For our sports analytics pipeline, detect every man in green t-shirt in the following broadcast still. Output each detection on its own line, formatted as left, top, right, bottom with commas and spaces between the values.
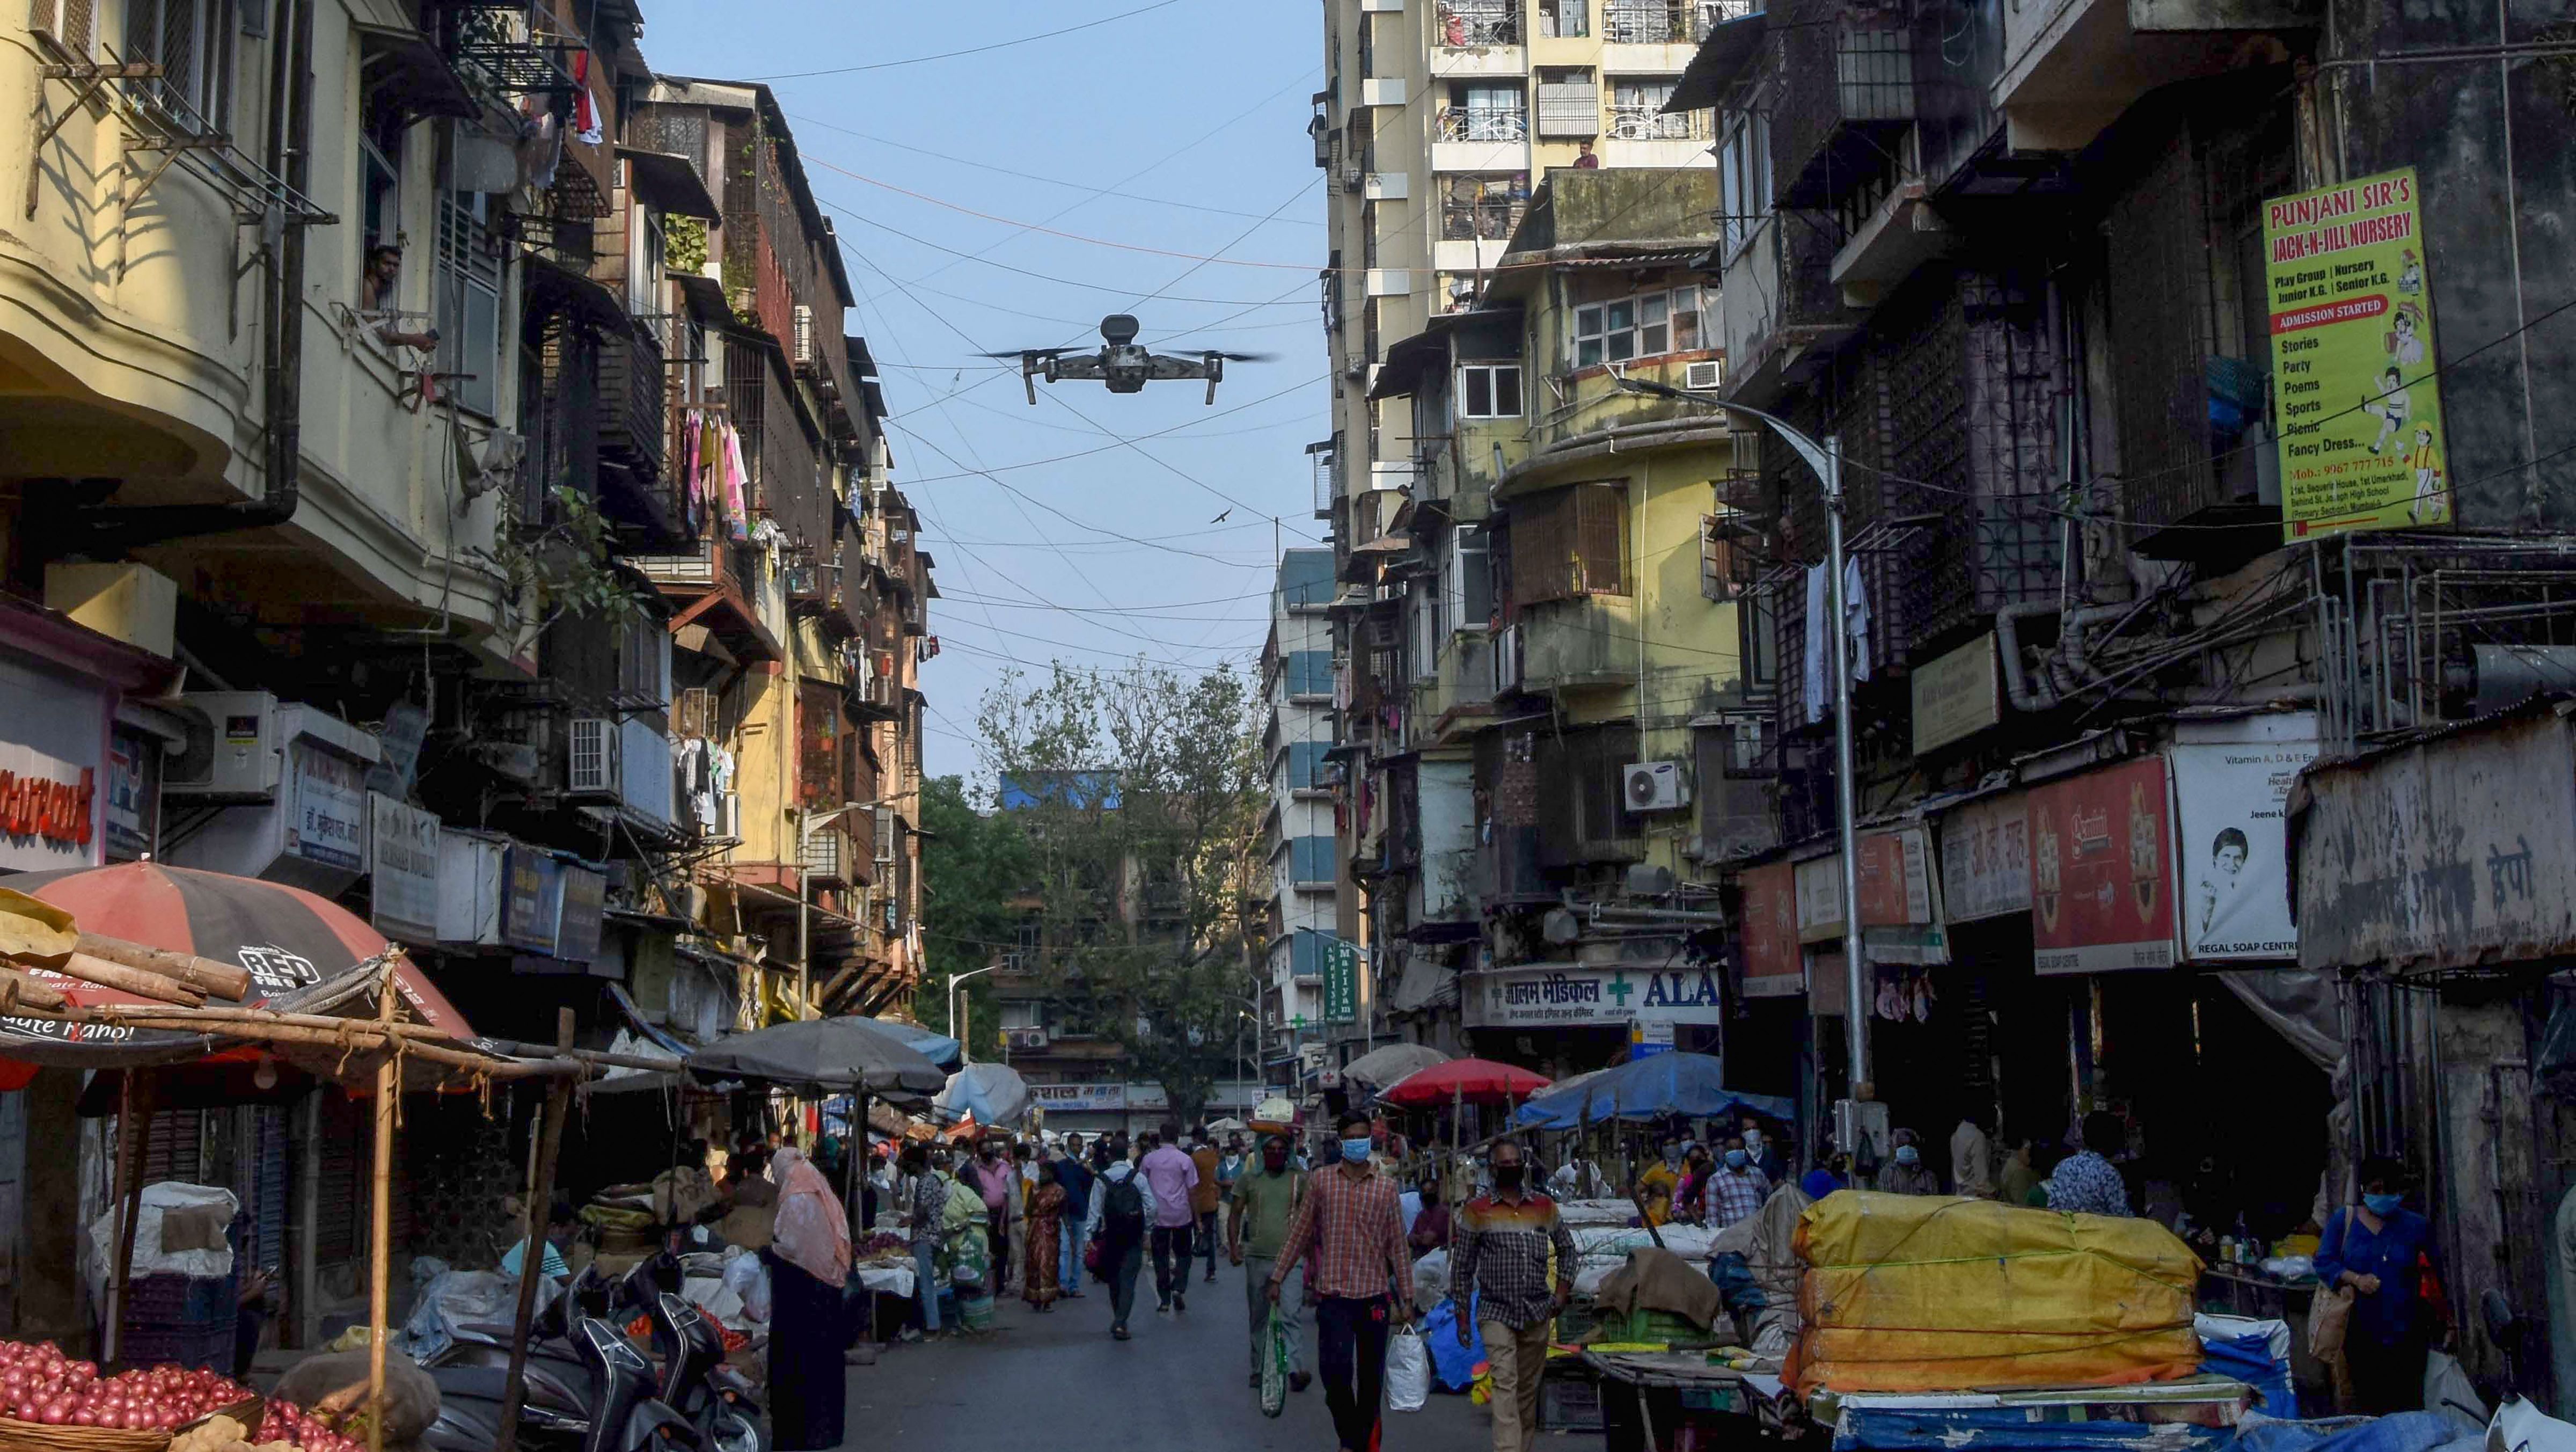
1227, 1135, 1311, 1391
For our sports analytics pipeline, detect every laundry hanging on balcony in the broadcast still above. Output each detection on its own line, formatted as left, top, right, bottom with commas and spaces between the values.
570, 50, 605, 147
721, 422, 752, 542
1801, 559, 1873, 724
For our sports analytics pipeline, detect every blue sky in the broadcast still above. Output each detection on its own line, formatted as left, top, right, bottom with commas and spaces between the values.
647, 1, 1329, 779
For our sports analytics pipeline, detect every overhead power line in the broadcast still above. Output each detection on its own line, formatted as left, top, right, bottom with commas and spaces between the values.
745, 0, 1191, 81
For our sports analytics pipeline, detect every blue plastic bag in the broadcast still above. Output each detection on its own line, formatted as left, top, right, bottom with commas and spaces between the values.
1423, 1292, 1487, 1392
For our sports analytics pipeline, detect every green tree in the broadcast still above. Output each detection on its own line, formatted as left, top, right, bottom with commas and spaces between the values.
975, 661, 1265, 1126
911, 774, 1032, 1042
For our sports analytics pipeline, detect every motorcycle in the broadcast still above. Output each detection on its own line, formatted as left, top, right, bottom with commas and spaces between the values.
645, 1291, 766, 1452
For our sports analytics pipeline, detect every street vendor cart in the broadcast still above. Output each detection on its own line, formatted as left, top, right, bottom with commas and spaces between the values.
1583, 1349, 1787, 1452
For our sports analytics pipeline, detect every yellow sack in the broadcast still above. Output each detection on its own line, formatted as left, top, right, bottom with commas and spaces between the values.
1789, 1191, 2202, 1395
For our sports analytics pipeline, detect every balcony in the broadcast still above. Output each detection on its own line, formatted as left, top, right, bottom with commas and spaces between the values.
1774, 10, 1919, 209
1441, 195, 1528, 243
1603, 0, 1733, 69
1516, 594, 1638, 694
1602, 100, 1714, 166
1995, 0, 2319, 152
1435, 107, 1528, 172
1713, 201, 1864, 409
634, 538, 783, 662
1439, 0, 1523, 45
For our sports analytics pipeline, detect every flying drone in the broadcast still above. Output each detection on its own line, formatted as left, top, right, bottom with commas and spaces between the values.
989, 314, 1273, 405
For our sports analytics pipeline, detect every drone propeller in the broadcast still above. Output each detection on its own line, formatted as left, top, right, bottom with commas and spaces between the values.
978, 346, 1079, 359
1155, 347, 1276, 362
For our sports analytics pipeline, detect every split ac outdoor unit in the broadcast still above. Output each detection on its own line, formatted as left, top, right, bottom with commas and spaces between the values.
567, 717, 617, 797
1005, 1028, 1049, 1051
1683, 359, 1724, 391
1622, 760, 1689, 812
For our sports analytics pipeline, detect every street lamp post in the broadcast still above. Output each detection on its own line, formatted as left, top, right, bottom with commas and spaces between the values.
948, 964, 997, 1063
1613, 378, 1871, 1103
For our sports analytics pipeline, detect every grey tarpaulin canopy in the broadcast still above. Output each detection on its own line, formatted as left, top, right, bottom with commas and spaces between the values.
683, 1016, 949, 1097
1343, 1042, 1450, 1087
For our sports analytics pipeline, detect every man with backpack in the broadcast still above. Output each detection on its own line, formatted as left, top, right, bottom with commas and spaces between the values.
1083, 1139, 1160, 1340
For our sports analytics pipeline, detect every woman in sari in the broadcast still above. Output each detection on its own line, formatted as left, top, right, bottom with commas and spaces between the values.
1022, 1162, 1067, 1310
761, 1147, 851, 1450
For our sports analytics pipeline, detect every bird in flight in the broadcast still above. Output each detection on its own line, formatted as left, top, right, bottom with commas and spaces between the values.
1210, 508, 1232, 523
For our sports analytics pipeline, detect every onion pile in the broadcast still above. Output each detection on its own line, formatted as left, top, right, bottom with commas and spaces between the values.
250, 1400, 363, 1452
0, 1341, 252, 1431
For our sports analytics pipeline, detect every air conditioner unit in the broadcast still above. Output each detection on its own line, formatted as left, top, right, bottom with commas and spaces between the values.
567, 717, 617, 797
712, 791, 742, 842
28, 0, 93, 55
1622, 760, 1690, 812
164, 692, 378, 801
1683, 359, 1725, 391
1004, 1027, 1049, 1052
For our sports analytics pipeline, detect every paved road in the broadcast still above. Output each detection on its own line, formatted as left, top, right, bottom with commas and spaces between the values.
839, 1260, 1495, 1452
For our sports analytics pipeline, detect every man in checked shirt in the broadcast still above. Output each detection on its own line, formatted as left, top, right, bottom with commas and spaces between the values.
1453, 1140, 1577, 1452
1271, 1111, 1415, 1452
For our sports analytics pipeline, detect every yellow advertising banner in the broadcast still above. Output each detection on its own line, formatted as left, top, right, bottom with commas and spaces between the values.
2266, 168, 2448, 541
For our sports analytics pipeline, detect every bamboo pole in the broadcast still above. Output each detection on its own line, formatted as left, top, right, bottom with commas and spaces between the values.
6, 1002, 588, 1079
365, 969, 397, 1452
104, 1071, 143, 1364
0, 964, 65, 1009
496, 1009, 575, 1452
74, 932, 253, 1000
26, 952, 207, 1006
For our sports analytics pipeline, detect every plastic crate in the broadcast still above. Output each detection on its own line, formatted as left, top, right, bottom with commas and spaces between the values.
119, 1319, 236, 1371
1591, 1306, 1723, 1348
1540, 1366, 1604, 1432
1555, 1300, 1604, 1342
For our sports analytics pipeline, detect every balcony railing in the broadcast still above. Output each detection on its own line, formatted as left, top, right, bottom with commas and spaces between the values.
1608, 103, 1709, 141
1604, 0, 1730, 42
1439, 0, 1523, 43
597, 325, 668, 481
1441, 196, 1527, 241
1439, 106, 1528, 143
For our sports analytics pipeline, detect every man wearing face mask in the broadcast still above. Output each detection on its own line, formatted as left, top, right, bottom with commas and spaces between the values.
1707, 1137, 1772, 1229
1739, 1117, 1785, 1183
1875, 1127, 1943, 1195
1639, 1141, 1684, 1226
1229, 1136, 1312, 1392
1272, 1112, 1415, 1452
1454, 1140, 1577, 1452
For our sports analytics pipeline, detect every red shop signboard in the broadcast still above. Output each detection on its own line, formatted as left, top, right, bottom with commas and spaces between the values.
2029, 755, 2176, 975
1738, 860, 1803, 997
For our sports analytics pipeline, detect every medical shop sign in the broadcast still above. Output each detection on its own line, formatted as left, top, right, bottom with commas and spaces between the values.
1465, 963, 1728, 1029
2266, 169, 2450, 541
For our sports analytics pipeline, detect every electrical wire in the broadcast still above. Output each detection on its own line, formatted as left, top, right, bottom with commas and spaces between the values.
744, 0, 1192, 81
781, 110, 1325, 229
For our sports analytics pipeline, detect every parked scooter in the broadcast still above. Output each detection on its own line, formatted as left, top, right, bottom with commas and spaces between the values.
646, 1292, 766, 1452
422, 1317, 707, 1452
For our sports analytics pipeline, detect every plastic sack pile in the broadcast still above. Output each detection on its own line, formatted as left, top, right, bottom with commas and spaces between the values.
1789, 1191, 2204, 1395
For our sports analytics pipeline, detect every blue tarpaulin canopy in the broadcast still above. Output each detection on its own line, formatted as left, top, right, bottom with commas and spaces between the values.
1512, 1051, 1794, 1129
860, 1018, 961, 1070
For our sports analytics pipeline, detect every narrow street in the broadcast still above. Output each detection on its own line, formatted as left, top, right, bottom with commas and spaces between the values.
846, 1265, 1493, 1452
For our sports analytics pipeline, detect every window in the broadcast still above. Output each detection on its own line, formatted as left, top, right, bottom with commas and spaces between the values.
1701, 509, 1757, 601
1575, 286, 1704, 368
126, 0, 233, 132
1450, 82, 1525, 141
1718, 114, 1770, 256
1540, 0, 1590, 37
1457, 527, 1493, 628
1508, 482, 1628, 603
435, 191, 503, 417
1285, 741, 1330, 791
31, 0, 96, 57
1609, 78, 1690, 140
1459, 362, 1523, 418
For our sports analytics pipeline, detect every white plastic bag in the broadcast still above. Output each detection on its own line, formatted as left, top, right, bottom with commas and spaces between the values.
722, 1249, 772, 1323
2425, 1349, 2487, 1435
1387, 1325, 1430, 1413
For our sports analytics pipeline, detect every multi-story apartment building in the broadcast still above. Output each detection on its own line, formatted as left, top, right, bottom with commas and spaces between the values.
1258, 550, 1339, 1082
0, 4, 934, 1346
1310, 0, 1740, 1075
1360, 167, 1761, 1075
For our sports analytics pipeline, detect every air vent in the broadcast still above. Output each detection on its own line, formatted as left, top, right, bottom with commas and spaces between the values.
567, 718, 615, 796
1684, 359, 1724, 391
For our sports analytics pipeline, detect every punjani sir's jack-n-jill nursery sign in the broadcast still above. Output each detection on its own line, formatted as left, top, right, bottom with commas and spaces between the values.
2266, 168, 2449, 541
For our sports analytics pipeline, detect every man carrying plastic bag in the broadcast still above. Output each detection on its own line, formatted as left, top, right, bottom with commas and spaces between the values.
1452, 1139, 1578, 1452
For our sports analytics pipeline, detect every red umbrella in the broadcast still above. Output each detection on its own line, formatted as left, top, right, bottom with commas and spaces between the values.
0, 861, 472, 1069
1375, 1056, 1552, 1108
